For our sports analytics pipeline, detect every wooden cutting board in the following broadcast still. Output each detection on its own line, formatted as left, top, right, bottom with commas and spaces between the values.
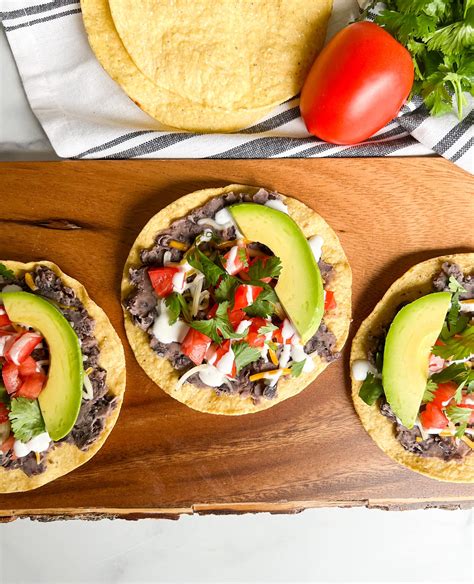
0, 158, 473, 519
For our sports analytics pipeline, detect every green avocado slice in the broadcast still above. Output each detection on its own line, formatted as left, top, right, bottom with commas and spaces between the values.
1, 292, 83, 441
229, 203, 324, 344
382, 292, 451, 429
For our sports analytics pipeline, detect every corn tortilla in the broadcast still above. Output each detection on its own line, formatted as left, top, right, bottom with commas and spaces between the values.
81, 0, 332, 132
121, 184, 351, 415
0, 261, 126, 493
351, 254, 474, 483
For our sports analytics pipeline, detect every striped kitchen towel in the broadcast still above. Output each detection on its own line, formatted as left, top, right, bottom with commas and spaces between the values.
1, 0, 472, 171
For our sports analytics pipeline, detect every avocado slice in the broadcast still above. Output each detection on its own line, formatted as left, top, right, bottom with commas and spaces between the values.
230, 203, 324, 343
1, 292, 83, 440
382, 292, 451, 429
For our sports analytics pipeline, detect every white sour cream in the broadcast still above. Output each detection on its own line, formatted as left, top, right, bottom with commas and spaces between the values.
214, 208, 244, 239
265, 200, 289, 214
152, 301, 189, 344
236, 320, 252, 335
216, 346, 235, 377
291, 344, 315, 373
172, 270, 186, 294
198, 366, 226, 387
352, 359, 377, 381
14, 432, 51, 459
308, 235, 324, 263
281, 319, 297, 343
460, 300, 474, 313
279, 344, 292, 368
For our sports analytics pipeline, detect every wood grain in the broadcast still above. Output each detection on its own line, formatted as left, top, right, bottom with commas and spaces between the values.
0, 158, 473, 518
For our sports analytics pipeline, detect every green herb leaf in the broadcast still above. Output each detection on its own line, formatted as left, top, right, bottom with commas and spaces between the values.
237, 247, 249, 268
8, 398, 45, 443
247, 256, 282, 281
232, 341, 261, 374
431, 362, 468, 383
265, 340, 278, 352
290, 360, 305, 378
258, 323, 278, 335
0, 263, 15, 280
432, 325, 474, 360
423, 379, 438, 403
165, 292, 191, 325
445, 404, 472, 426
215, 275, 239, 303
187, 248, 225, 286
189, 301, 247, 343
358, 373, 384, 406
0, 384, 9, 405
244, 287, 277, 318
455, 422, 468, 438
448, 276, 467, 295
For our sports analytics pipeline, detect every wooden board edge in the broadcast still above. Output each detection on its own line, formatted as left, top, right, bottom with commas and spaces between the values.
1, 496, 472, 521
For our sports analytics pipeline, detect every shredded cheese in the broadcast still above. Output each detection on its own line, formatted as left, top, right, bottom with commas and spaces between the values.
268, 349, 279, 367
461, 435, 474, 449
25, 272, 37, 291
249, 368, 291, 382
415, 437, 423, 443
35, 452, 41, 464
169, 239, 188, 251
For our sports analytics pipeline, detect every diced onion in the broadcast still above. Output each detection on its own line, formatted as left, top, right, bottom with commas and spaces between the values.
82, 373, 94, 400
191, 274, 204, 317
198, 290, 210, 311
163, 251, 173, 265
197, 218, 231, 230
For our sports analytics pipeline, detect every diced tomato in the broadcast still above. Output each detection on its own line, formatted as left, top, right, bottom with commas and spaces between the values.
434, 339, 445, 347
181, 329, 212, 366
245, 317, 267, 348
5, 332, 42, 365
16, 372, 46, 399
239, 255, 272, 283
213, 341, 236, 377
273, 328, 283, 344
459, 397, 474, 423
2, 363, 22, 395
0, 308, 11, 328
148, 267, 179, 298
0, 403, 9, 424
233, 285, 263, 311
432, 382, 457, 408
324, 290, 337, 312
207, 304, 218, 319
223, 245, 249, 276
420, 403, 449, 430
229, 309, 245, 329
19, 356, 38, 377
0, 332, 16, 358
0, 435, 14, 454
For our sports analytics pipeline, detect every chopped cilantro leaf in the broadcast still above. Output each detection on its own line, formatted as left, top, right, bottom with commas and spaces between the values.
165, 292, 190, 325
258, 323, 278, 335
189, 301, 247, 343
187, 248, 225, 286
244, 287, 278, 318
247, 256, 282, 281
448, 276, 467, 295
233, 341, 261, 373
445, 404, 472, 426
358, 373, 384, 406
423, 379, 438, 403
455, 422, 468, 438
215, 275, 239, 303
8, 398, 45, 443
237, 247, 249, 268
431, 362, 469, 383
432, 325, 474, 360
265, 340, 278, 352
0, 263, 15, 280
290, 360, 305, 378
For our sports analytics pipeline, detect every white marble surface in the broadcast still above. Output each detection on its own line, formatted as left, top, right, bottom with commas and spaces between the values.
0, 3, 473, 582
0, 508, 472, 583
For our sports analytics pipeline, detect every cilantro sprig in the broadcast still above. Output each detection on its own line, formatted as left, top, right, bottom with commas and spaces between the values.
0, 263, 14, 280
374, 0, 474, 118
358, 373, 385, 406
8, 398, 45, 443
247, 256, 282, 280
165, 292, 191, 324
432, 325, 474, 360
423, 379, 438, 403
188, 301, 248, 344
232, 342, 261, 373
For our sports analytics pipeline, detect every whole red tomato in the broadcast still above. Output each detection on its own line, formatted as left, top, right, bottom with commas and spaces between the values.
300, 22, 414, 145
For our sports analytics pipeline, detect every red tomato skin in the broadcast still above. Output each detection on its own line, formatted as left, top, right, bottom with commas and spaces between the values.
0, 312, 11, 327
0, 403, 9, 424
5, 332, 42, 365
17, 372, 46, 400
233, 285, 263, 311
19, 356, 38, 377
148, 267, 179, 298
181, 329, 212, 366
324, 290, 337, 312
0, 435, 14, 454
420, 403, 449, 430
223, 246, 249, 276
229, 309, 246, 329
432, 382, 457, 408
300, 22, 414, 144
2, 363, 22, 395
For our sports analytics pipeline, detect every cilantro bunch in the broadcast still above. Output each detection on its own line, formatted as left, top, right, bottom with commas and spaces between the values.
374, 0, 474, 118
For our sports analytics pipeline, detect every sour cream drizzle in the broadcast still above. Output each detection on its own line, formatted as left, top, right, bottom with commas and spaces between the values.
14, 432, 51, 459
264, 200, 289, 214
308, 235, 324, 263
352, 360, 377, 381
152, 300, 189, 344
